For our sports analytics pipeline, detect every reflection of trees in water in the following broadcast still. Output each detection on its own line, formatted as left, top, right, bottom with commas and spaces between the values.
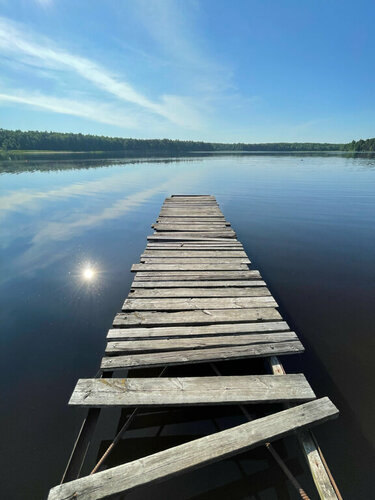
0, 154, 197, 174
1, 151, 375, 174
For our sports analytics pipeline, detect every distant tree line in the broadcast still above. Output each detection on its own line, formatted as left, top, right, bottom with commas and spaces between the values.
347, 138, 375, 151
0, 128, 373, 153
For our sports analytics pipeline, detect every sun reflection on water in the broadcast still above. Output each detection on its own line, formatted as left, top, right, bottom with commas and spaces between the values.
82, 266, 96, 281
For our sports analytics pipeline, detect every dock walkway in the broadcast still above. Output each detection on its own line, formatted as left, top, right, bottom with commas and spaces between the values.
48, 195, 340, 500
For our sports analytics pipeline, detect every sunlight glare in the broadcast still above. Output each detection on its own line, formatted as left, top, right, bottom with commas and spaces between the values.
82, 266, 95, 281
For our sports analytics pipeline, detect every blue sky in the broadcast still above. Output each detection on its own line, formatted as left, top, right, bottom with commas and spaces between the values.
0, 0, 374, 142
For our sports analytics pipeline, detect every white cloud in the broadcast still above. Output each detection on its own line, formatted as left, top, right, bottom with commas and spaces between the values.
0, 91, 139, 129
0, 15, 203, 129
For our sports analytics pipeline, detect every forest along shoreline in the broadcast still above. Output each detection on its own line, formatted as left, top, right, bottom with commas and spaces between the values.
1, 128, 374, 163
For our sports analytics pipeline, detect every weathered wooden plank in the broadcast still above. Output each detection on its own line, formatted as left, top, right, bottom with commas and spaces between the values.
133, 270, 261, 280
161, 203, 221, 206
153, 224, 230, 232
142, 251, 247, 257
131, 279, 263, 288
145, 245, 244, 250
146, 241, 243, 246
164, 197, 217, 200
113, 307, 281, 327
129, 287, 270, 298
105, 332, 298, 353
48, 398, 337, 500
166, 199, 216, 201
268, 356, 340, 499
160, 205, 223, 212
169, 194, 215, 197
107, 321, 290, 340
147, 240, 241, 244
299, 431, 340, 499
148, 234, 237, 241
101, 340, 304, 371
131, 263, 249, 272
122, 296, 277, 311
140, 258, 250, 264
156, 219, 229, 224
157, 215, 227, 219
152, 229, 235, 236
158, 213, 224, 218
69, 374, 315, 407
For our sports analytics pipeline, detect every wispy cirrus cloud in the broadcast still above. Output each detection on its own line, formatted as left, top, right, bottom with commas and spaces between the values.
0, 91, 139, 129
0, 15, 203, 129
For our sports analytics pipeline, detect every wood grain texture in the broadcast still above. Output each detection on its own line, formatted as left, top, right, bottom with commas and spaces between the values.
268, 356, 340, 499
107, 321, 290, 340
133, 270, 262, 281
122, 296, 277, 311
129, 287, 270, 298
156, 219, 229, 224
146, 242, 243, 247
153, 224, 230, 232
148, 233, 236, 240
140, 258, 251, 264
113, 307, 282, 327
141, 251, 247, 257
140, 257, 251, 270
48, 398, 338, 500
69, 374, 315, 407
101, 340, 304, 370
130, 279, 263, 288
132, 263, 250, 272
105, 332, 298, 353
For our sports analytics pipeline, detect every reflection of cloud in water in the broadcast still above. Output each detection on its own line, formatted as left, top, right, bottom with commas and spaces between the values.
32, 185, 163, 244
7, 172, 198, 280
0, 169, 151, 217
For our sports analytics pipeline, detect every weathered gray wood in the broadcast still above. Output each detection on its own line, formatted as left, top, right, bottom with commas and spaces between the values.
168, 194, 215, 197
113, 307, 281, 327
142, 251, 247, 257
122, 296, 277, 311
156, 221, 231, 227
157, 215, 227, 219
154, 224, 230, 232
108, 321, 290, 340
48, 398, 338, 500
160, 208, 222, 212
146, 244, 242, 248
158, 214, 224, 218
129, 287, 270, 298
145, 245, 244, 250
131, 279, 263, 288
140, 257, 250, 264
299, 430, 340, 499
148, 234, 236, 241
69, 374, 315, 407
151, 230, 236, 237
133, 270, 261, 280
107, 321, 290, 340
268, 356, 340, 499
164, 198, 219, 202
105, 332, 298, 353
162, 205, 220, 209
146, 241, 243, 247
101, 340, 304, 370
132, 263, 249, 272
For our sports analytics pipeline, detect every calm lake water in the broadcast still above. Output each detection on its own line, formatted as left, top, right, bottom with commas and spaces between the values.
1, 153, 374, 499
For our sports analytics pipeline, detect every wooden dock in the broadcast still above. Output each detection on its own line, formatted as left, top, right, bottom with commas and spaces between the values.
48, 195, 340, 500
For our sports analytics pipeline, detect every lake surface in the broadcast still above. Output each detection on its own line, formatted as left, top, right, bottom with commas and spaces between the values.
1, 153, 374, 499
